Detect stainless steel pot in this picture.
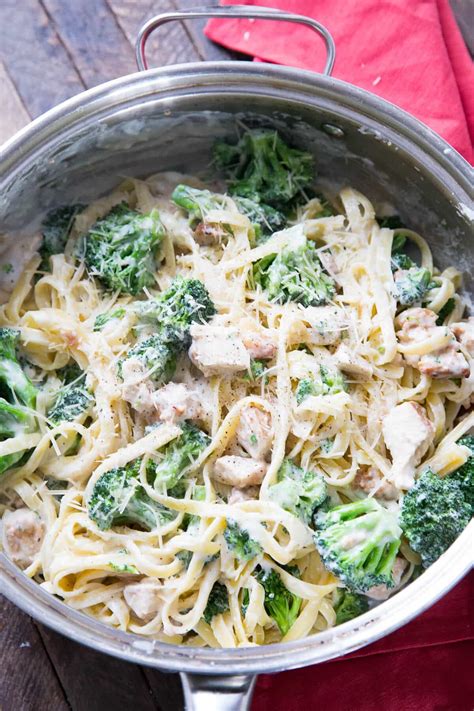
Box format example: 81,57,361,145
0,6,472,710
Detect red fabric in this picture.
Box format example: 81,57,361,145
251,573,474,711
205,0,474,163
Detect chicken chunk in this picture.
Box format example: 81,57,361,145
418,345,470,379
382,401,434,489
451,318,474,356
303,305,348,346
153,382,203,424
228,486,260,505
2,508,45,569
236,406,273,460
123,579,163,621
189,324,250,377
366,557,407,600
334,343,373,380
239,319,277,360
354,465,398,500
194,221,228,246
213,456,267,488
398,307,470,379
120,357,156,415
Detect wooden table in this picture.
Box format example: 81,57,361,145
0,2,471,710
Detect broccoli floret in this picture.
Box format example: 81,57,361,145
233,196,286,241
268,459,327,525
48,362,93,425
451,436,474,512
122,277,215,386
40,205,83,269
256,567,302,635
48,387,93,425
0,329,39,475
118,334,178,386
0,398,35,474
394,267,434,307
243,359,267,383
181,483,207,535
171,184,225,225
391,252,415,271
320,437,334,454
214,129,313,209
88,459,175,531
334,589,369,625
308,192,334,218
0,328,37,409
436,298,456,326
315,498,402,592
296,365,347,405
93,307,126,332
377,215,405,231
82,203,163,295
203,581,229,624
151,423,210,491
224,520,262,561
253,233,335,307
294,378,314,405
55,362,83,386
172,183,286,242
136,276,215,348
400,468,471,568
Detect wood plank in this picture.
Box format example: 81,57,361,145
0,0,85,118
451,0,474,55
0,596,70,711
108,0,201,69
143,668,185,711
0,61,31,145
37,622,159,711
42,0,136,88
172,0,243,62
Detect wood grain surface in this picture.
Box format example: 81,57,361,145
0,2,471,710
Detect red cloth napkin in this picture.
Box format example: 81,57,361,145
205,0,474,163
252,573,473,711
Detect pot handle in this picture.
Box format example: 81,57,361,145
180,672,257,711
135,5,335,76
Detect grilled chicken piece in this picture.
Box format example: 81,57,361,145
123,579,163,621
334,343,373,380
189,324,250,377
239,318,277,360
228,486,260,505
194,221,228,246
120,357,156,415
213,455,267,488
303,305,348,346
2,508,45,569
153,382,203,424
451,317,474,357
236,405,273,460
354,465,398,500
397,307,470,379
382,401,434,489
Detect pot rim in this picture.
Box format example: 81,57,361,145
0,60,472,674
0,62,472,193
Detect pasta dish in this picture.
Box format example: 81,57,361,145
0,129,472,648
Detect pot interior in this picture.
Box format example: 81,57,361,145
0,65,472,673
